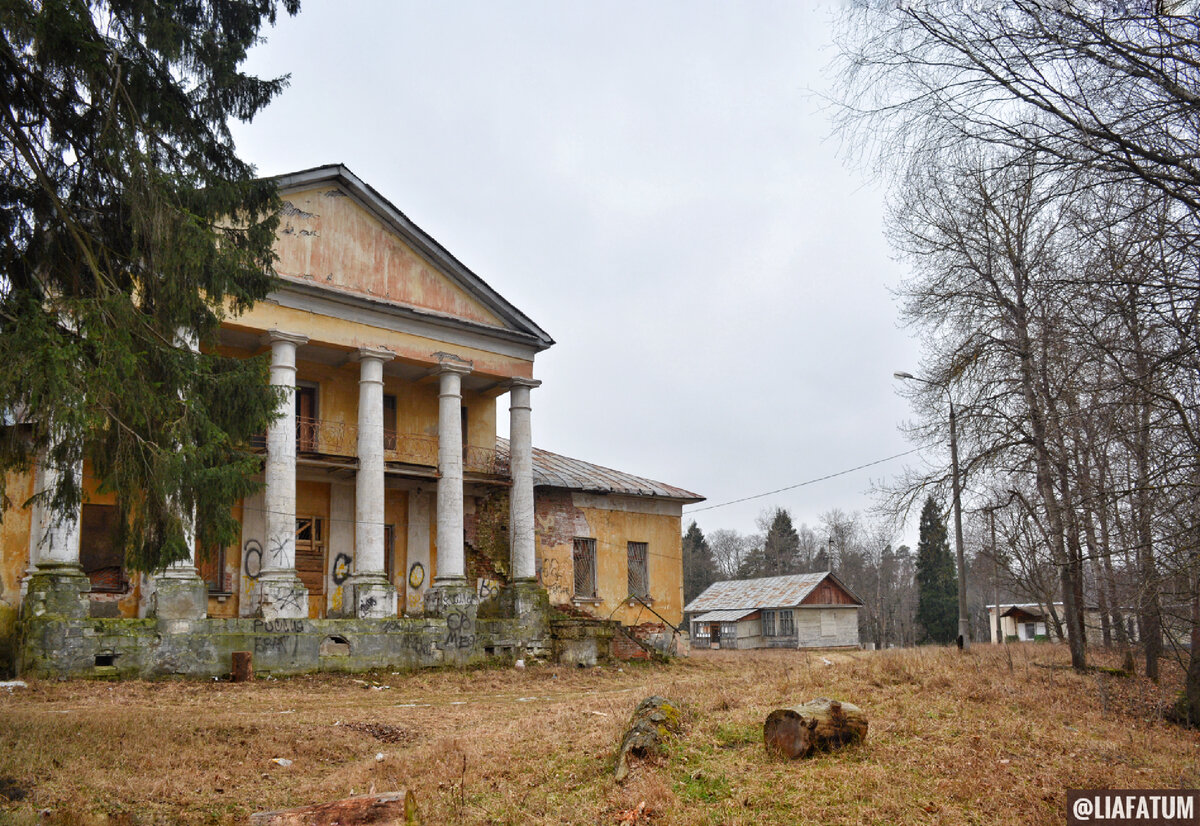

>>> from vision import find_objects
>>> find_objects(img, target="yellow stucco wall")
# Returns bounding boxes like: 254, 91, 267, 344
0, 469, 34, 610
227, 304, 533, 383
275, 186, 504, 328
534, 491, 685, 626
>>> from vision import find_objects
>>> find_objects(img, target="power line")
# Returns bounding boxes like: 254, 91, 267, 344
682, 447, 925, 515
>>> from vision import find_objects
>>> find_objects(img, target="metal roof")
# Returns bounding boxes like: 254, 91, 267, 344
683, 572, 862, 613
692, 608, 758, 623
496, 438, 704, 503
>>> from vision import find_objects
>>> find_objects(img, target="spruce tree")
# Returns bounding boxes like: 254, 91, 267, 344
915, 496, 957, 643
1, 0, 300, 571
762, 507, 801, 575
681, 521, 717, 603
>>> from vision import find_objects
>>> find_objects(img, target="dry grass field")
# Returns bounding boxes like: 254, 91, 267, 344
0, 644, 1196, 825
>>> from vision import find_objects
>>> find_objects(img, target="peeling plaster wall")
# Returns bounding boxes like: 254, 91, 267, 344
275, 186, 504, 328
533, 488, 685, 626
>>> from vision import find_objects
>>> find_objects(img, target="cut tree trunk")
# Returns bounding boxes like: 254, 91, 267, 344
249, 790, 418, 825
764, 698, 867, 759
613, 696, 682, 782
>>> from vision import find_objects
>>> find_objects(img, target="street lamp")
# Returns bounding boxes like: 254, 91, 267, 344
894, 371, 970, 651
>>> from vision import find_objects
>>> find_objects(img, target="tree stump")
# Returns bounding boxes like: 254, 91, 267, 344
763, 698, 867, 759
613, 696, 682, 782
232, 651, 253, 683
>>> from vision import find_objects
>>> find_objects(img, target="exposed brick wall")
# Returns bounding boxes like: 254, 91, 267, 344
611, 629, 651, 661
534, 488, 580, 549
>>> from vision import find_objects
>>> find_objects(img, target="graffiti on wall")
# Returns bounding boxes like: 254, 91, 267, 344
444, 611, 474, 650
243, 540, 263, 580
476, 578, 500, 601
332, 553, 351, 585
538, 557, 570, 602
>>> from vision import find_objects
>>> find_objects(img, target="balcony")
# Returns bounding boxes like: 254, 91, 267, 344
272, 416, 509, 477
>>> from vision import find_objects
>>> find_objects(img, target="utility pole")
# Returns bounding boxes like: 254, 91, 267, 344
895, 371, 971, 650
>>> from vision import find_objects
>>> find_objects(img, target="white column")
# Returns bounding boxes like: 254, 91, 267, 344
22, 449, 89, 619
353, 348, 393, 576
160, 330, 202, 581
507, 378, 540, 581
257, 329, 310, 619
434, 359, 472, 583
28, 452, 83, 570
351, 347, 397, 618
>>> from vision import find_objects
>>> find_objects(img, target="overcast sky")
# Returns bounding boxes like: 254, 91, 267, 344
230, 1, 926, 547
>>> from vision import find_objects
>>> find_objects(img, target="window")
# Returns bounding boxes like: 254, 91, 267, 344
692, 622, 709, 638
383, 394, 397, 451
296, 383, 319, 452
626, 541, 648, 599
1024, 622, 1036, 640
762, 610, 776, 636
779, 610, 795, 636
820, 609, 838, 637
572, 537, 596, 598
80, 504, 125, 592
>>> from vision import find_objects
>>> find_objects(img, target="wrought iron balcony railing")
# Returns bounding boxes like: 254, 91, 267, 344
253, 417, 509, 476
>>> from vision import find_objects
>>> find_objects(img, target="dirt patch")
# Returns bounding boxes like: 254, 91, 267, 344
341, 721, 422, 745
0, 776, 27, 803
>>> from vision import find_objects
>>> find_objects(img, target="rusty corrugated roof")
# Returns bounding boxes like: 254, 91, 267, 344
684, 572, 861, 613
496, 438, 704, 503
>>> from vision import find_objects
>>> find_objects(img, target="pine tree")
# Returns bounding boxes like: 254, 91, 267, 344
1, 0, 300, 571
915, 496, 957, 643
681, 521, 717, 603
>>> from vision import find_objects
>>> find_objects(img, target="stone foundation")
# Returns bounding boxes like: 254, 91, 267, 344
11, 577, 660, 679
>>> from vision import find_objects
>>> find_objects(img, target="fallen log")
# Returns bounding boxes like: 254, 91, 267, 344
249, 790, 418, 825
763, 697, 867, 759
613, 695, 682, 782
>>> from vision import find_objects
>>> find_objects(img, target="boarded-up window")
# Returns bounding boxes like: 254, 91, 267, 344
820, 609, 838, 637
626, 541, 648, 598
81, 504, 125, 592
780, 609, 795, 636
762, 610, 776, 636
572, 537, 596, 598
295, 516, 326, 596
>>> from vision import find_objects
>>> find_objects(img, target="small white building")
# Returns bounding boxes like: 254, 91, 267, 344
986, 602, 1110, 643
684, 572, 862, 650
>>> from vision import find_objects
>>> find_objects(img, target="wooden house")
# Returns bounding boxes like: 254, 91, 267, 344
684, 572, 862, 650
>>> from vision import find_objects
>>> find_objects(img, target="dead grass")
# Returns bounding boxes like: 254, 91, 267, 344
0, 644, 1195, 825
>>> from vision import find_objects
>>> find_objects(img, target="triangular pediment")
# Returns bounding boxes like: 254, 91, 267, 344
271, 166, 552, 347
